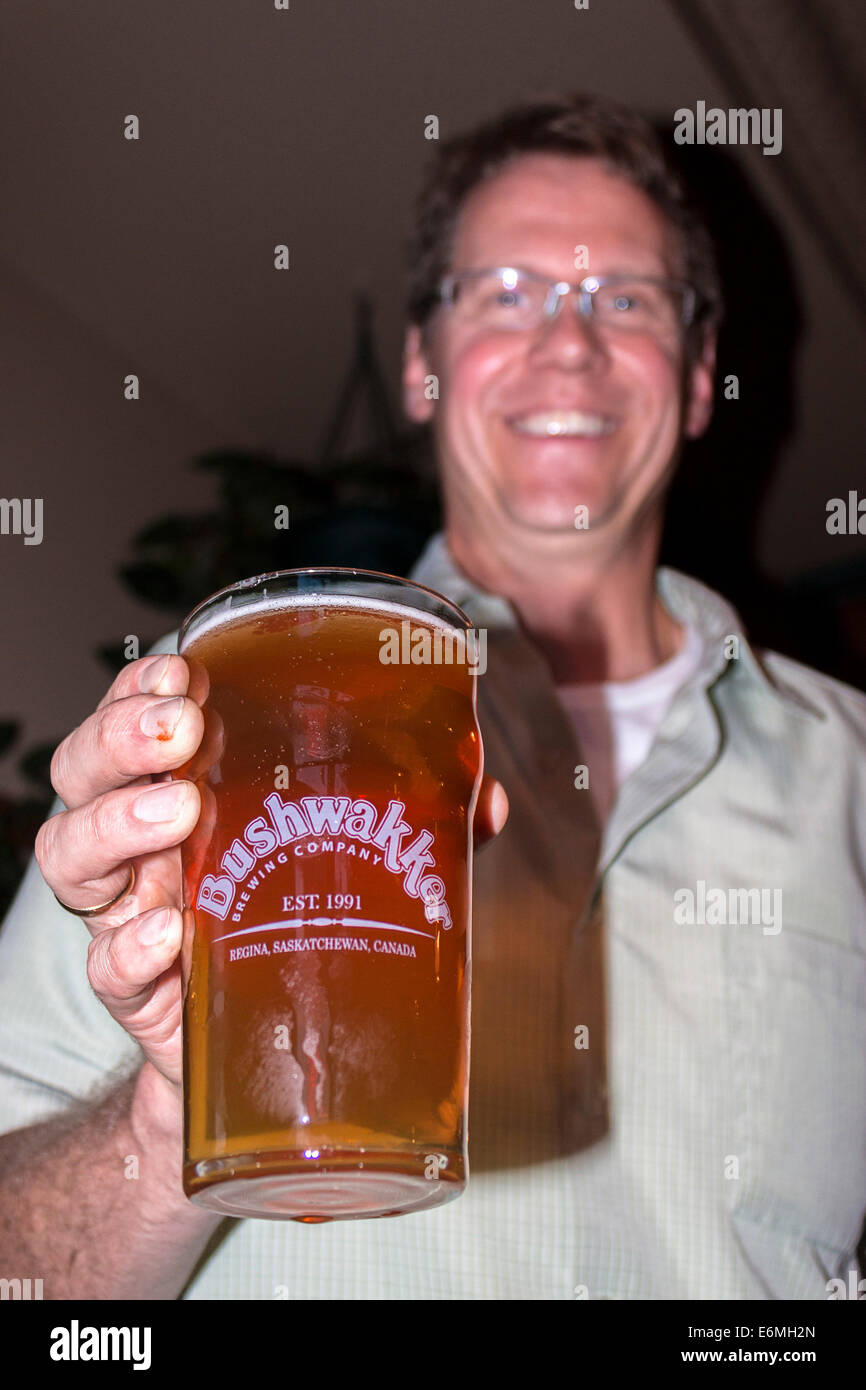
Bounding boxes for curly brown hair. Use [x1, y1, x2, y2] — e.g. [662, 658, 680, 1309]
[405, 92, 723, 361]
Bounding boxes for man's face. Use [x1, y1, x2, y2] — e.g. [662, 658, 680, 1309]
[403, 154, 714, 543]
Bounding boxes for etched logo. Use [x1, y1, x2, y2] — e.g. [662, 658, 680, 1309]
[196, 794, 452, 929]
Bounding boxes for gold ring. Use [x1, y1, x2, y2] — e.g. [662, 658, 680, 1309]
[53, 864, 136, 918]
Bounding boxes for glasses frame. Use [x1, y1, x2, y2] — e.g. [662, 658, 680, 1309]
[436, 266, 697, 332]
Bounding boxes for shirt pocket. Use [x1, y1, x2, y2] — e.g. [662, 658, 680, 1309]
[725, 927, 866, 1265]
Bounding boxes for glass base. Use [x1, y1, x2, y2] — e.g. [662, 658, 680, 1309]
[184, 1148, 465, 1221]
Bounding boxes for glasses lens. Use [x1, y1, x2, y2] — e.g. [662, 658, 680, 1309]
[451, 271, 546, 330]
[589, 279, 685, 333]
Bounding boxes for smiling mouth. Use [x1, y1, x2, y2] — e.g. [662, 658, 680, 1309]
[507, 409, 617, 438]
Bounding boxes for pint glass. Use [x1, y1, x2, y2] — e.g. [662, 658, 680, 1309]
[174, 569, 483, 1221]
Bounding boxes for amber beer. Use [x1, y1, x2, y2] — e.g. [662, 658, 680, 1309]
[174, 570, 482, 1220]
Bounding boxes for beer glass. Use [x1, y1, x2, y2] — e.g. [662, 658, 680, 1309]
[173, 569, 483, 1221]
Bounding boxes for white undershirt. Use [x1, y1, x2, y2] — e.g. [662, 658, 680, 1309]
[555, 623, 703, 824]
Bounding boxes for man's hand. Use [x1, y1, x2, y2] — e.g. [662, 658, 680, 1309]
[35, 653, 203, 1096]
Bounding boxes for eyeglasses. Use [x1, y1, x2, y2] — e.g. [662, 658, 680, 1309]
[435, 266, 697, 336]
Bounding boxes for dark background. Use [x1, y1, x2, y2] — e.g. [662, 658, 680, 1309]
[1, 0, 864, 823]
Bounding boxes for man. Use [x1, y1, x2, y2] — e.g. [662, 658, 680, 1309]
[1, 93, 864, 1300]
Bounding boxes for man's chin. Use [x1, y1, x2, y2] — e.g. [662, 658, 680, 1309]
[499, 494, 608, 535]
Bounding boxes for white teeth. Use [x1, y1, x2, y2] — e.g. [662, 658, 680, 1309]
[510, 410, 614, 438]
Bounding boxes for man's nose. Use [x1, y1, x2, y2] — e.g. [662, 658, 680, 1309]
[528, 297, 605, 365]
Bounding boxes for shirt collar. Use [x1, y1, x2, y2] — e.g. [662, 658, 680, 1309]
[410, 531, 516, 632]
[409, 530, 819, 717]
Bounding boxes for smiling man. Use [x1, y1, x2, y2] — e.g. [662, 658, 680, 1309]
[398, 94, 866, 1296]
[0, 92, 864, 1302]
[403, 150, 713, 686]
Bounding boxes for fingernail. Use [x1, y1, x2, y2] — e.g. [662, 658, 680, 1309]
[137, 907, 172, 945]
[134, 782, 187, 822]
[139, 696, 184, 740]
[139, 654, 172, 694]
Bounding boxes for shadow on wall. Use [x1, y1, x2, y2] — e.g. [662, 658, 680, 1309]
[659, 137, 866, 693]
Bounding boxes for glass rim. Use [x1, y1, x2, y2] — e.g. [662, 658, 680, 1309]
[177, 565, 476, 651]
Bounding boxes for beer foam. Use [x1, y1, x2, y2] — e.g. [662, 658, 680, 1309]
[181, 589, 471, 652]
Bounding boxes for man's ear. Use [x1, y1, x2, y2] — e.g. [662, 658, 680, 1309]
[684, 329, 717, 439]
[402, 323, 436, 424]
